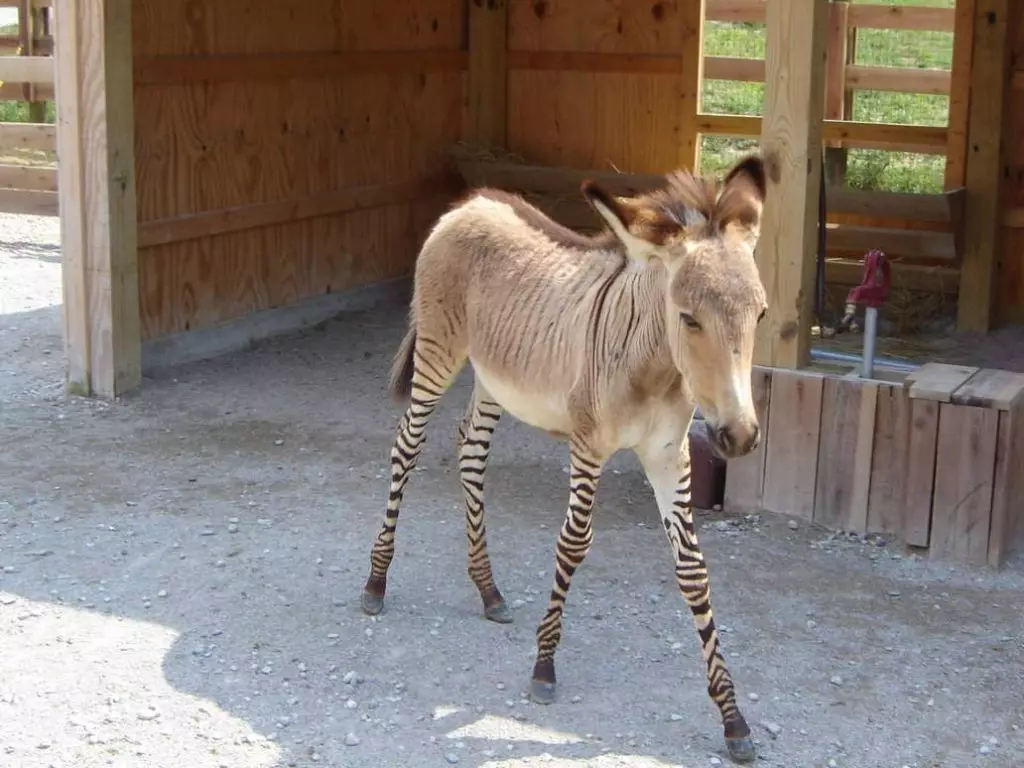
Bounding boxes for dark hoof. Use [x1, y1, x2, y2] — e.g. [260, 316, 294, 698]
[530, 678, 556, 705]
[725, 736, 756, 764]
[484, 600, 514, 624]
[361, 591, 384, 616]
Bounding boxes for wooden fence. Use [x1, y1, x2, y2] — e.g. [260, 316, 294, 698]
[700, 0, 961, 164]
[0, 0, 56, 217]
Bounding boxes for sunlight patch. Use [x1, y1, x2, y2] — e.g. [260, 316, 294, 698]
[447, 714, 588, 745]
[479, 753, 692, 767]
[0, 594, 281, 766]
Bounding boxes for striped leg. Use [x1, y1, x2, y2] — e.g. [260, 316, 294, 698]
[635, 422, 754, 764]
[529, 441, 605, 705]
[361, 345, 460, 616]
[457, 387, 512, 623]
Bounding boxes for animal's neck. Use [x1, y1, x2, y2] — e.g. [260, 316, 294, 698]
[604, 262, 680, 396]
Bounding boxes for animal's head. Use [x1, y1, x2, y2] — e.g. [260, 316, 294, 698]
[581, 154, 770, 459]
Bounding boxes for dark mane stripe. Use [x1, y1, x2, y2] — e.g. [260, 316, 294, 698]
[454, 186, 622, 252]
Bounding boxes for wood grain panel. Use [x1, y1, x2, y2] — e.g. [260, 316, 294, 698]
[133, 0, 463, 56]
[508, 0, 686, 55]
[814, 376, 877, 533]
[507, 70, 681, 174]
[929, 404, 999, 565]
[904, 399, 939, 548]
[761, 370, 824, 520]
[866, 384, 911, 536]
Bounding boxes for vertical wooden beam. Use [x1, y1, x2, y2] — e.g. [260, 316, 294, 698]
[956, 0, 1011, 332]
[754, 0, 829, 369]
[54, 0, 140, 398]
[944, 0, 976, 191]
[823, 0, 850, 186]
[678, 0, 706, 173]
[466, 0, 508, 147]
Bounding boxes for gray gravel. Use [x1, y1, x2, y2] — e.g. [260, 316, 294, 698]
[2, 212, 1023, 768]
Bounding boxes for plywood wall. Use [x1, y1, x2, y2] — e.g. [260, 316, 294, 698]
[505, 0, 684, 174]
[997, 3, 1024, 324]
[131, 0, 465, 340]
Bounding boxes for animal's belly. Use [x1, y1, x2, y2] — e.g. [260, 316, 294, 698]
[472, 364, 572, 437]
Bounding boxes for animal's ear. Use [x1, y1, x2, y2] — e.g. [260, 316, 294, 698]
[581, 179, 681, 263]
[719, 153, 768, 235]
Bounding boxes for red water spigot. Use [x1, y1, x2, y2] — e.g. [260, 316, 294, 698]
[845, 249, 891, 309]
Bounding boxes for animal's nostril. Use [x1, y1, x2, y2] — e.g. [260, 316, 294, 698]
[717, 426, 734, 454]
[749, 425, 761, 451]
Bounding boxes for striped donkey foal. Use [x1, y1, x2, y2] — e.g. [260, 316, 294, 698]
[360, 153, 770, 764]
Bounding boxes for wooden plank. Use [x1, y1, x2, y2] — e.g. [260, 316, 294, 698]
[134, 50, 468, 85]
[0, 162, 55, 191]
[826, 187, 956, 222]
[55, 0, 141, 398]
[989, 407, 1024, 567]
[466, 0, 507, 148]
[847, 4, 955, 32]
[0, 54, 53, 85]
[823, 0, 849, 158]
[753, 0, 829, 369]
[844, 65, 950, 96]
[929, 404, 999, 565]
[678, 0, 705, 172]
[705, 0, 955, 30]
[0, 121, 55, 151]
[907, 362, 980, 403]
[826, 224, 956, 262]
[137, 178, 455, 249]
[697, 113, 949, 154]
[957, 0, 1011, 332]
[826, 258, 960, 295]
[0, 186, 56, 215]
[723, 367, 773, 512]
[945, 0, 976, 190]
[866, 383, 911, 536]
[0, 81, 52, 100]
[453, 158, 664, 197]
[761, 370, 825, 520]
[813, 376, 878, 532]
[951, 368, 1024, 410]
[904, 398, 940, 547]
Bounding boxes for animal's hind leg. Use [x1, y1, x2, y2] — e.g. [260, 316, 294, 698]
[456, 385, 511, 623]
[361, 337, 465, 616]
[634, 417, 754, 764]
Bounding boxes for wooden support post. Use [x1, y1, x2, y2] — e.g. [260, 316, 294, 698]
[54, 0, 141, 398]
[466, 0, 508, 148]
[944, 0, 976, 191]
[823, 0, 850, 186]
[678, 0, 706, 173]
[956, 0, 1010, 332]
[754, 0, 829, 369]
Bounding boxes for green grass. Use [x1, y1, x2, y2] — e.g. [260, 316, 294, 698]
[700, 0, 956, 193]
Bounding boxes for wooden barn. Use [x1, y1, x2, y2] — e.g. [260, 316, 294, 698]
[4, 0, 1023, 566]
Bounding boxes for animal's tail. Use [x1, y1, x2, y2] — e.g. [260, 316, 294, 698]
[388, 324, 417, 403]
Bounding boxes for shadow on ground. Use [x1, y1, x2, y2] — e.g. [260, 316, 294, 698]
[2, 301, 1023, 768]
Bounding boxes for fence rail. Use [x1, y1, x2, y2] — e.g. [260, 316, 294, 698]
[0, 0, 57, 217]
[701, 0, 957, 160]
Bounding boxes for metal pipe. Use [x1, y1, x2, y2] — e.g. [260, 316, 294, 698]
[810, 347, 920, 373]
[862, 306, 878, 379]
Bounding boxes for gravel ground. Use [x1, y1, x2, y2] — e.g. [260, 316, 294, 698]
[2, 212, 1023, 768]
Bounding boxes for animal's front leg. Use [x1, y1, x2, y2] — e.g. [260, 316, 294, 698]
[529, 439, 606, 705]
[635, 423, 755, 765]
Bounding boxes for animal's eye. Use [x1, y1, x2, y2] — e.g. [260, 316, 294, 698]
[680, 312, 702, 331]
[757, 308, 767, 324]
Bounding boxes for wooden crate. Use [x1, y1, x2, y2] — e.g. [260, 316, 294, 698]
[723, 362, 1024, 567]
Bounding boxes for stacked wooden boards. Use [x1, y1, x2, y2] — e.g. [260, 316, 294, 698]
[724, 362, 1024, 568]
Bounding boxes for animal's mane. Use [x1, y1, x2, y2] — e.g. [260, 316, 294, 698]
[456, 187, 621, 252]
[638, 159, 764, 236]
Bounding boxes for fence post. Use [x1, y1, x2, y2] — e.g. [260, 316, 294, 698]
[679, 0, 707, 173]
[824, 0, 851, 186]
